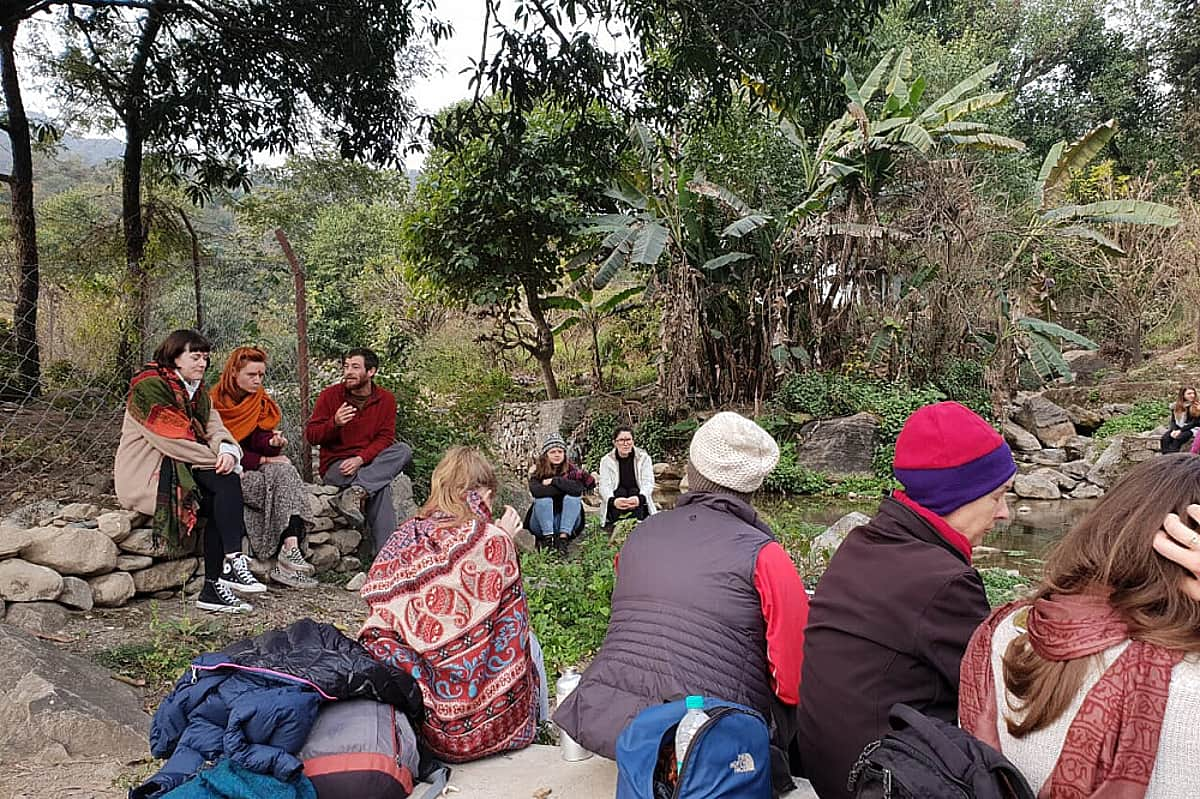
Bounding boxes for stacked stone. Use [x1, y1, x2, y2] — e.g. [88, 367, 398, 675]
[0, 473, 416, 634]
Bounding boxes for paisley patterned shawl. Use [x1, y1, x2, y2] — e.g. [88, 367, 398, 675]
[358, 492, 538, 763]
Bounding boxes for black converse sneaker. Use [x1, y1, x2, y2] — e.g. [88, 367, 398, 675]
[195, 580, 253, 614]
[219, 553, 267, 594]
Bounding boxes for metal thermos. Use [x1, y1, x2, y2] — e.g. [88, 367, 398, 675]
[555, 668, 593, 761]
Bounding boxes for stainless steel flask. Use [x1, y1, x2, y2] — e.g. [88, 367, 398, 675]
[555, 668, 593, 761]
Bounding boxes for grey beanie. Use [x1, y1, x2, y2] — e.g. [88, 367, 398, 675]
[541, 433, 568, 456]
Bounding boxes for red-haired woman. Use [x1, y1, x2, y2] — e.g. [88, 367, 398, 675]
[960, 454, 1200, 798]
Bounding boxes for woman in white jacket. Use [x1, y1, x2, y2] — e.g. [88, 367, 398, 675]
[597, 427, 658, 528]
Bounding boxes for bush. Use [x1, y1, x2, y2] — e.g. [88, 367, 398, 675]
[1093, 400, 1164, 441]
[979, 568, 1031, 607]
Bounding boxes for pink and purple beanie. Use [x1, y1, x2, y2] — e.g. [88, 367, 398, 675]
[892, 401, 1016, 516]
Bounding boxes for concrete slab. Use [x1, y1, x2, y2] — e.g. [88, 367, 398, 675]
[414, 743, 818, 798]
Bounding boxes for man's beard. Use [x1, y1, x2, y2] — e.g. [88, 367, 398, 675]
[343, 376, 366, 391]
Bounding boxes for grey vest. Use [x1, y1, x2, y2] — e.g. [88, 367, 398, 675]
[553, 491, 774, 759]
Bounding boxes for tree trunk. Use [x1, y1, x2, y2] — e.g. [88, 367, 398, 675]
[524, 286, 560, 400]
[590, 319, 604, 391]
[1, 22, 40, 398]
[659, 251, 701, 412]
[179, 208, 203, 330]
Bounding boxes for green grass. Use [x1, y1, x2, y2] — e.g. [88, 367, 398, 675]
[979, 567, 1032, 607]
[1093, 400, 1164, 441]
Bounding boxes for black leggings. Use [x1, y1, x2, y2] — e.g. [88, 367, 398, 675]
[192, 469, 246, 581]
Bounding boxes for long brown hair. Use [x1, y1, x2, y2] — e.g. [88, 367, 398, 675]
[1001, 454, 1200, 736]
[214, 346, 268, 402]
[1173, 385, 1200, 416]
[531, 450, 571, 480]
[419, 446, 498, 528]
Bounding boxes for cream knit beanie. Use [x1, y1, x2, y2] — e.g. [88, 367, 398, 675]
[688, 412, 780, 493]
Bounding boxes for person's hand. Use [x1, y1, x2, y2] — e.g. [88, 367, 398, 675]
[496, 505, 522, 537]
[614, 497, 630, 510]
[1154, 504, 1200, 601]
[542, 478, 553, 486]
[334, 403, 357, 427]
[1172, 430, 1182, 439]
[269, 430, 288, 448]
[339, 455, 364, 477]
[214, 453, 236, 474]
[263, 455, 291, 465]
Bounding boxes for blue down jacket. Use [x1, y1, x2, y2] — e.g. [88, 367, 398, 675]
[131, 618, 424, 799]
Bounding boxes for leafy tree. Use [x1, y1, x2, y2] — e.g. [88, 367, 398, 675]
[404, 103, 621, 399]
[46, 0, 441, 376]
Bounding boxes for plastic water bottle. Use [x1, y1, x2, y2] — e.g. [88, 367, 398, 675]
[674, 695, 709, 773]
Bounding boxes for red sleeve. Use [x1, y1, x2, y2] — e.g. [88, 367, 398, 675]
[305, 388, 341, 446]
[753, 541, 809, 705]
[359, 390, 397, 465]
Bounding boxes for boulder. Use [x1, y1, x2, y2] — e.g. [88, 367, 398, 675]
[87, 572, 135, 608]
[7, 602, 69, 636]
[1060, 460, 1091, 480]
[811, 512, 872, 556]
[117, 528, 170, 558]
[97, 511, 134, 543]
[794, 413, 880, 477]
[0, 559, 63, 602]
[1071, 483, 1104, 499]
[54, 503, 100, 522]
[1013, 473, 1061, 499]
[1030, 449, 1067, 466]
[1031, 468, 1076, 491]
[1063, 436, 1093, 461]
[305, 516, 335, 533]
[1001, 421, 1041, 453]
[331, 528, 362, 555]
[0, 524, 39, 560]
[57, 577, 94, 611]
[0, 623, 150, 762]
[131, 558, 198, 594]
[1063, 349, 1114, 384]
[391, 473, 418, 524]
[115, 554, 153, 571]
[345, 572, 367, 592]
[1014, 396, 1077, 448]
[1087, 434, 1159, 488]
[337, 555, 363, 573]
[1, 499, 62, 528]
[653, 462, 683, 481]
[21, 527, 118, 576]
[304, 493, 326, 519]
[306, 531, 332, 546]
[1065, 404, 1105, 434]
[309, 544, 340, 573]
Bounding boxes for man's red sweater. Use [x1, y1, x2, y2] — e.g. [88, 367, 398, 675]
[304, 382, 397, 477]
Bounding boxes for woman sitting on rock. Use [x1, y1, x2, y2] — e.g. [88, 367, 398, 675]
[114, 329, 265, 614]
[960, 454, 1200, 798]
[527, 433, 595, 551]
[359, 446, 547, 763]
[1161, 385, 1200, 453]
[210, 346, 317, 589]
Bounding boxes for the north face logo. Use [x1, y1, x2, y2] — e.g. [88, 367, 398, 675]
[729, 753, 756, 774]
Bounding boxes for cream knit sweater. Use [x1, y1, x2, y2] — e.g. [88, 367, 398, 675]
[985, 609, 1200, 798]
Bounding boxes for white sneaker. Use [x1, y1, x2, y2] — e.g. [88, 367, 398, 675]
[270, 564, 319, 589]
[219, 553, 267, 594]
[278, 545, 315, 574]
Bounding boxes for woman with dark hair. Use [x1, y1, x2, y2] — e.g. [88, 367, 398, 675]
[527, 433, 595, 551]
[960, 454, 1200, 798]
[1161, 386, 1200, 453]
[114, 329, 266, 613]
[210, 346, 316, 589]
[359, 446, 547, 763]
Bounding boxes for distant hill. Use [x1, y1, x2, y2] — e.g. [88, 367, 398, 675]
[0, 133, 124, 172]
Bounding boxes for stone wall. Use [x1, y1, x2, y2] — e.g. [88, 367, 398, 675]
[489, 398, 589, 472]
[0, 474, 416, 635]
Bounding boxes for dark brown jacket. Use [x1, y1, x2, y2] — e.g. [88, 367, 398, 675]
[795, 497, 990, 799]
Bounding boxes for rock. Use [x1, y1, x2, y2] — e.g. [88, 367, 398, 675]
[305, 516, 335, 533]
[1063, 436, 1093, 461]
[304, 493, 326, 519]
[21, 526, 119, 576]
[514, 529, 537, 555]
[115, 554, 153, 571]
[311, 484, 339, 496]
[812, 512, 872, 556]
[97, 512, 133, 543]
[1087, 436, 1129, 488]
[1001, 421, 1041, 452]
[1071, 483, 1104, 499]
[337, 555, 363, 573]
[794, 413, 880, 477]
[7, 602, 69, 635]
[653, 462, 683, 480]
[117, 528, 170, 558]
[130, 558, 198, 594]
[308, 544, 340, 573]
[184, 576, 206, 595]
[331, 528, 362, 555]
[0, 624, 150, 762]
[0, 559, 63, 602]
[0, 524, 39, 559]
[1014, 396, 1077, 448]
[1066, 404, 1105, 434]
[1063, 349, 1113, 384]
[306, 531, 332, 546]
[1, 499, 62, 528]
[1013, 473, 1061, 500]
[1101, 403, 1132, 418]
[391, 473, 418, 524]
[345, 572, 367, 592]
[1030, 449, 1067, 466]
[55, 503, 100, 522]
[57, 576, 94, 611]
[87, 572, 135, 607]
[1031, 468, 1076, 491]
[247, 557, 272, 579]
[1060, 460, 1091, 480]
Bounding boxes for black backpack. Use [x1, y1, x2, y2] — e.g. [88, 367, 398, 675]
[847, 704, 1036, 799]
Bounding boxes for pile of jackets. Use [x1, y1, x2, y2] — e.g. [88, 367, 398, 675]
[131, 618, 424, 799]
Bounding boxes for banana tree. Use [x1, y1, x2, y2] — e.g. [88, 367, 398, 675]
[989, 119, 1180, 390]
[546, 282, 645, 391]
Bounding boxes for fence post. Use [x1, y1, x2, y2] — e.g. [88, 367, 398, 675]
[275, 229, 313, 483]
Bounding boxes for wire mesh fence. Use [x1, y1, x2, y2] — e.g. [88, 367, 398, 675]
[0, 255, 320, 512]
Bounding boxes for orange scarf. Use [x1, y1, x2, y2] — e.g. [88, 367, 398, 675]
[209, 385, 282, 442]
